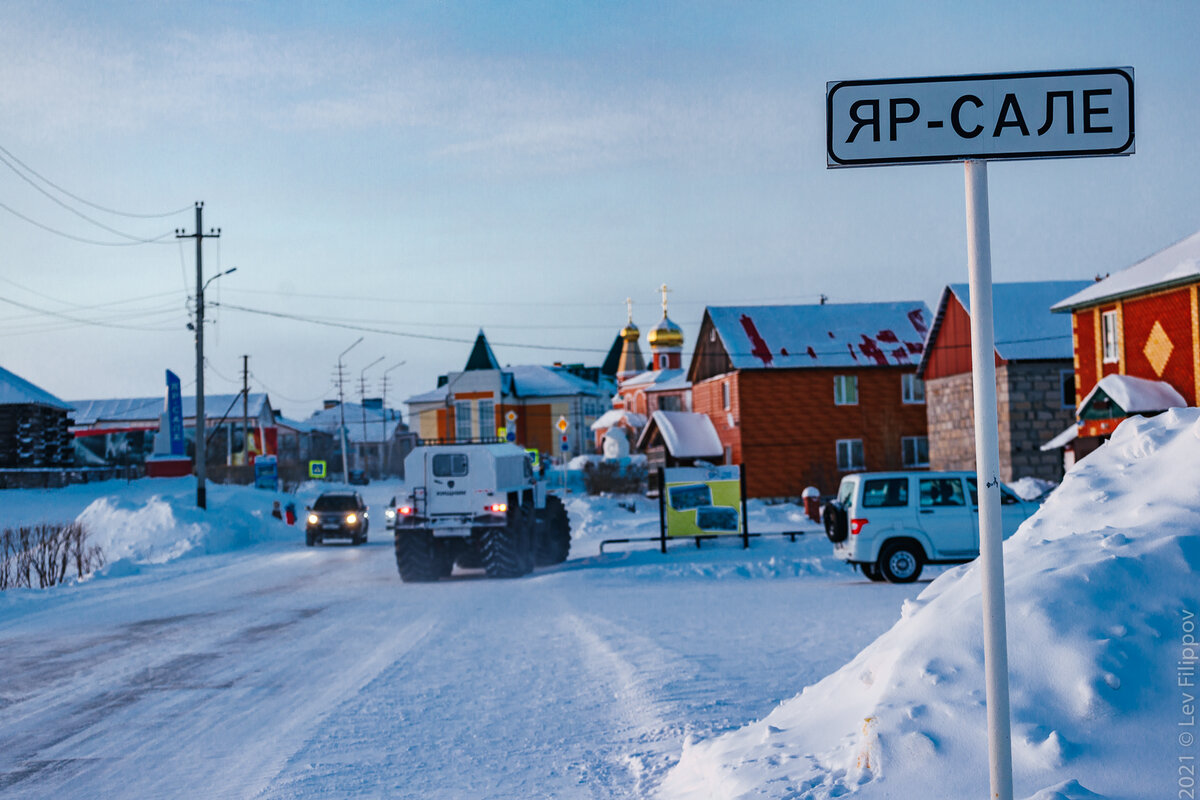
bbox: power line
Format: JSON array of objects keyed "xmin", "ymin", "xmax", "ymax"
[
  {"xmin": 0, "ymin": 200, "xmax": 175, "ymax": 246},
  {"xmin": 0, "ymin": 142, "xmax": 192, "ymax": 219},
  {"xmin": 0, "ymin": 295, "xmax": 184, "ymax": 331},
  {"xmin": 0, "ymin": 276, "xmax": 184, "ymax": 312}
]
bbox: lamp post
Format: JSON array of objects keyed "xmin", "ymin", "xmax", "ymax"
[
  {"xmin": 190, "ymin": 265, "xmax": 236, "ymax": 509},
  {"xmin": 381, "ymin": 360, "xmax": 406, "ymax": 474},
  {"xmin": 337, "ymin": 337, "xmax": 363, "ymax": 484},
  {"xmin": 359, "ymin": 356, "xmax": 384, "ymax": 476}
]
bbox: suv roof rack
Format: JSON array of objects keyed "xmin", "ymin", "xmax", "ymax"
[{"xmin": 416, "ymin": 437, "xmax": 509, "ymax": 447}]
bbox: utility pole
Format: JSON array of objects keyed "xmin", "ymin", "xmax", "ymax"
[
  {"xmin": 380, "ymin": 360, "xmax": 406, "ymax": 476},
  {"xmin": 336, "ymin": 338, "xmax": 363, "ymax": 484},
  {"xmin": 241, "ymin": 355, "xmax": 250, "ymax": 465},
  {"xmin": 176, "ymin": 202, "xmax": 220, "ymax": 510},
  {"xmin": 360, "ymin": 356, "xmax": 383, "ymax": 477}
]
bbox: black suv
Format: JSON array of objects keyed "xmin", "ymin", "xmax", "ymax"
[{"xmin": 305, "ymin": 491, "xmax": 369, "ymax": 546}]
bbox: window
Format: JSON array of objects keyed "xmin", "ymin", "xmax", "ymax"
[
  {"xmin": 658, "ymin": 395, "xmax": 682, "ymax": 412},
  {"xmin": 919, "ymin": 477, "xmax": 966, "ymax": 507},
  {"xmin": 836, "ymin": 439, "xmax": 864, "ymax": 471},
  {"xmin": 902, "ymin": 436, "xmax": 929, "ymax": 467},
  {"xmin": 834, "ymin": 375, "xmax": 858, "ymax": 405},
  {"xmin": 1101, "ymin": 310, "xmax": 1119, "ymax": 363},
  {"xmin": 902, "ymin": 373, "xmax": 925, "ymax": 404},
  {"xmin": 722, "ymin": 381, "xmax": 731, "ymax": 410},
  {"xmin": 861, "ymin": 478, "xmax": 909, "ymax": 508},
  {"xmin": 966, "ymin": 478, "xmax": 1020, "ymax": 505},
  {"xmin": 724, "ymin": 445, "xmax": 733, "ymax": 465},
  {"xmin": 1060, "ymin": 370, "xmax": 1076, "ymax": 409},
  {"xmin": 454, "ymin": 401, "xmax": 472, "ymax": 441},
  {"xmin": 432, "ymin": 453, "xmax": 469, "ymax": 477},
  {"xmin": 478, "ymin": 400, "xmax": 495, "ymax": 438}
]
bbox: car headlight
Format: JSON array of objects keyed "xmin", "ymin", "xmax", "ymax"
[
  {"xmin": 346, "ymin": 513, "xmax": 357, "ymax": 525},
  {"xmin": 385, "ymin": 509, "xmax": 396, "ymax": 520},
  {"xmin": 307, "ymin": 514, "xmax": 319, "ymax": 525}
]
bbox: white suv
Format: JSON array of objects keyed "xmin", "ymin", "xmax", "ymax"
[{"xmin": 822, "ymin": 471, "xmax": 1037, "ymax": 583}]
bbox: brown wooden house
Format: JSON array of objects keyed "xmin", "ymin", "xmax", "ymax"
[{"xmin": 687, "ymin": 301, "xmax": 931, "ymax": 498}]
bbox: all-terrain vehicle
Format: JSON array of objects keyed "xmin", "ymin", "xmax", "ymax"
[{"xmin": 392, "ymin": 441, "xmax": 571, "ymax": 581}]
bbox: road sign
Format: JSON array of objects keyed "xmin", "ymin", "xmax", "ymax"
[
  {"xmin": 827, "ymin": 67, "xmax": 1133, "ymax": 167},
  {"xmin": 308, "ymin": 460, "xmax": 326, "ymax": 479},
  {"xmin": 560, "ymin": 433, "xmax": 569, "ymax": 452},
  {"xmin": 505, "ymin": 410, "xmax": 517, "ymax": 423},
  {"xmin": 556, "ymin": 416, "xmax": 568, "ymax": 433}
]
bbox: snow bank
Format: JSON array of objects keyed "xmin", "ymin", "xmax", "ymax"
[
  {"xmin": 1009, "ymin": 476, "xmax": 1057, "ymax": 501},
  {"xmin": 1, "ymin": 477, "xmax": 302, "ymax": 581},
  {"xmin": 660, "ymin": 408, "xmax": 1200, "ymax": 800}
]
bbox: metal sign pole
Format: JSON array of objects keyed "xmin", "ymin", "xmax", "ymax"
[{"xmin": 964, "ymin": 158, "xmax": 1014, "ymax": 800}]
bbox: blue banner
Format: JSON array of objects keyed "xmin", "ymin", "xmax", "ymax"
[{"xmin": 166, "ymin": 370, "xmax": 185, "ymax": 456}]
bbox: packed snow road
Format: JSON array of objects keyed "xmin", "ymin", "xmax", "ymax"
[{"xmin": 0, "ymin": 490, "xmax": 927, "ymax": 799}]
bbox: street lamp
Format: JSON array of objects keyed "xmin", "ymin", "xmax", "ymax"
[
  {"xmin": 337, "ymin": 337, "xmax": 363, "ymax": 484},
  {"xmin": 192, "ymin": 265, "xmax": 235, "ymax": 509},
  {"xmin": 380, "ymin": 360, "xmax": 406, "ymax": 474},
  {"xmin": 359, "ymin": 356, "xmax": 384, "ymax": 475}
]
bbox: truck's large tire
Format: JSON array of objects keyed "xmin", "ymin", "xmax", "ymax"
[
  {"xmin": 535, "ymin": 494, "xmax": 571, "ymax": 566},
  {"xmin": 482, "ymin": 504, "xmax": 533, "ymax": 578},
  {"xmin": 395, "ymin": 529, "xmax": 449, "ymax": 582},
  {"xmin": 456, "ymin": 535, "xmax": 485, "ymax": 570}
]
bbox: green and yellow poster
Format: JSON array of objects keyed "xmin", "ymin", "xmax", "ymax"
[{"xmin": 663, "ymin": 465, "xmax": 742, "ymax": 537}]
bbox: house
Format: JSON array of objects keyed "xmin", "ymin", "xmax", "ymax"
[
  {"xmin": 71, "ymin": 392, "xmax": 278, "ymax": 469},
  {"xmin": 635, "ymin": 410, "xmax": 723, "ymax": 469},
  {"xmin": 687, "ymin": 301, "xmax": 932, "ymax": 498},
  {"xmin": 0, "ymin": 365, "xmax": 73, "ymax": 471},
  {"xmin": 917, "ymin": 281, "xmax": 1089, "ymax": 481},
  {"xmin": 405, "ymin": 331, "xmax": 612, "ymax": 460},
  {"xmin": 1048, "ymin": 229, "xmax": 1200, "ymax": 461},
  {"xmin": 303, "ymin": 399, "xmax": 415, "ymax": 478}
]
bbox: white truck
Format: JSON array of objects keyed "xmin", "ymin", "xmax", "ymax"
[{"xmin": 392, "ymin": 442, "xmax": 570, "ymax": 581}]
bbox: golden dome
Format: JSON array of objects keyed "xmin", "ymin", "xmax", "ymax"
[
  {"xmin": 648, "ymin": 315, "xmax": 684, "ymax": 349},
  {"xmin": 621, "ymin": 321, "xmax": 640, "ymax": 341}
]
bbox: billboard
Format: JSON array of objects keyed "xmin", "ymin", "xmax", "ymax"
[{"xmin": 663, "ymin": 465, "xmax": 743, "ymax": 537}]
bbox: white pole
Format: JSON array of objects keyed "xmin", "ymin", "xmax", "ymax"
[{"xmin": 964, "ymin": 159, "xmax": 1014, "ymax": 800}]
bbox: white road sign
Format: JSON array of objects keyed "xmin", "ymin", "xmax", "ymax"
[{"xmin": 827, "ymin": 67, "xmax": 1133, "ymax": 167}]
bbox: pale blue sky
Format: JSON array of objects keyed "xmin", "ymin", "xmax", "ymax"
[{"xmin": 1, "ymin": 1, "xmax": 1198, "ymax": 417}]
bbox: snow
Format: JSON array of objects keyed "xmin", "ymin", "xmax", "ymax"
[
  {"xmin": 1, "ymin": 407, "xmax": 1195, "ymax": 797},
  {"xmin": 71, "ymin": 392, "xmax": 269, "ymax": 426},
  {"xmin": 1040, "ymin": 422, "xmax": 1079, "ymax": 452},
  {"xmin": 660, "ymin": 407, "xmax": 1200, "ymax": 799},
  {"xmin": 1052, "ymin": 227, "xmax": 1200, "ymax": 311},
  {"xmin": 592, "ymin": 408, "xmax": 648, "ymax": 431},
  {"xmin": 1077, "ymin": 373, "xmax": 1188, "ymax": 415},
  {"xmin": 639, "ymin": 410, "xmax": 723, "ymax": 459},
  {"xmin": 1007, "ymin": 476, "xmax": 1057, "ymax": 501}
]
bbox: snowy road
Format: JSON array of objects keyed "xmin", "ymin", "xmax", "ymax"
[{"xmin": 0, "ymin": 503, "xmax": 926, "ymax": 799}]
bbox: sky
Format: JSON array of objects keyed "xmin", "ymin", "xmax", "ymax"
[{"xmin": 1, "ymin": 0, "xmax": 1198, "ymax": 420}]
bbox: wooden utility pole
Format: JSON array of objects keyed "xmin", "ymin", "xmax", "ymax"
[{"xmin": 242, "ymin": 355, "xmax": 250, "ymax": 464}]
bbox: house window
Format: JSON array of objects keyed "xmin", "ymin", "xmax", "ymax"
[
  {"xmin": 1060, "ymin": 370, "xmax": 1076, "ymax": 409},
  {"xmin": 454, "ymin": 401, "xmax": 472, "ymax": 441},
  {"xmin": 1101, "ymin": 310, "xmax": 1119, "ymax": 363},
  {"xmin": 722, "ymin": 381, "xmax": 731, "ymax": 410},
  {"xmin": 834, "ymin": 375, "xmax": 858, "ymax": 405},
  {"xmin": 902, "ymin": 436, "xmax": 929, "ymax": 468},
  {"xmin": 478, "ymin": 400, "xmax": 495, "ymax": 439},
  {"xmin": 724, "ymin": 445, "xmax": 733, "ymax": 465},
  {"xmin": 902, "ymin": 374, "xmax": 925, "ymax": 404},
  {"xmin": 658, "ymin": 395, "xmax": 682, "ymax": 412},
  {"xmin": 836, "ymin": 439, "xmax": 864, "ymax": 471}
]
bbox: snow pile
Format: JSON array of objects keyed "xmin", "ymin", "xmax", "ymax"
[
  {"xmin": 660, "ymin": 408, "xmax": 1200, "ymax": 800},
  {"xmin": 1009, "ymin": 476, "xmax": 1057, "ymax": 501}
]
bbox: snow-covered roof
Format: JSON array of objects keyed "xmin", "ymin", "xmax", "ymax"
[
  {"xmin": 1039, "ymin": 422, "xmax": 1079, "ymax": 452},
  {"xmin": 1052, "ymin": 228, "xmax": 1200, "ymax": 311},
  {"xmin": 919, "ymin": 281, "xmax": 1089, "ymax": 374},
  {"xmin": 71, "ymin": 393, "xmax": 270, "ymax": 425},
  {"xmin": 305, "ymin": 402, "xmax": 406, "ymax": 443},
  {"xmin": 406, "ymin": 365, "xmax": 607, "ymax": 405},
  {"xmin": 620, "ymin": 368, "xmax": 689, "ymax": 391},
  {"xmin": 636, "ymin": 411, "xmax": 723, "ymax": 459},
  {"xmin": 705, "ymin": 301, "xmax": 931, "ymax": 370},
  {"xmin": 1077, "ymin": 374, "xmax": 1187, "ymax": 416},
  {"xmin": 0, "ymin": 365, "xmax": 70, "ymax": 410},
  {"xmin": 590, "ymin": 409, "xmax": 647, "ymax": 432}
]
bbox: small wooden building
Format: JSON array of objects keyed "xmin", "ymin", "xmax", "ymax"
[{"xmin": 0, "ymin": 366, "xmax": 73, "ymax": 469}]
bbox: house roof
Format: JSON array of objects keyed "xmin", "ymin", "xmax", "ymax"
[
  {"xmin": 406, "ymin": 364, "xmax": 608, "ymax": 406},
  {"xmin": 305, "ymin": 402, "xmax": 406, "ymax": 443},
  {"xmin": 918, "ymin": 280, "xmax": 1090, "ymax": 374},
  {"xmin": 464, "ymin": 330, "xmax": 501, "ymax": 371},
  {"xmin": 590, "ymin": 409, "xmax": 648, "ymax": 432},
  {"xmin": 705, "ymin": 301, "xmax": 932, "ymax": 370},
  {"xmin": 0, "ymin": 365, "xmax": 71, "ymax": 410},
  {"xmin": 636, "ymin": 410, "xmax": 723, "ymax": 459},
  {"xmin": 71, "ymin": 393, "xmax": 271, "ymax": 425},
  {"xmin": 1052, "ymin": 229, "xmax": 1200, "ymax": 311},
  {"xmin": 1077, "ymin": 374, "xmax": 1187, "ymax": 416},
  {"xmin": 620, "ymin": 368, "xmax": 689, "ymax": 391}
]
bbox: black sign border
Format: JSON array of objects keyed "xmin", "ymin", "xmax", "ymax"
[{"xmin": 826, "ymin": 67, "xmax": 1135, "ymax": 168}]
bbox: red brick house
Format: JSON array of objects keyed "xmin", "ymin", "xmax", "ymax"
[
  {"xmin": 687, "ymin": 301, "xmax": 931, "ymax": 498},
  {"xmin": 1049, "ymin": 229, "xmax": 1200, "ymax": 460}
]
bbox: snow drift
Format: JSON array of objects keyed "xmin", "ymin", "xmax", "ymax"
[{"xmin": 660, "ymin": 408, "xmax": 1200, "ymax": 800}]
